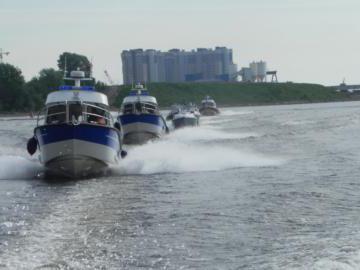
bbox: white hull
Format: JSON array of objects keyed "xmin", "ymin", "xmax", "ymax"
[
  {"xmin": 173, "ymin": 114, "xmax": 199, "ymax": 129},
  {"xmin": 40, "ymin": 139, "xmax": 119, "ymax": 178},
  {"xmin": 122, "ymin": 122, "xmax": 164, "ymax": 144}
]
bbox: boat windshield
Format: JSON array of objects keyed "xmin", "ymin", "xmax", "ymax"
[
  {"xmin": 122, "ymin": 102, "xmax": 158, "ymax": 115},
  {"xmin": 69, "ymin": 103, "xmax": 83, "ymax": 122},
  {"xmin": 46, "ymin": 104, "xmax": 67, "ymax": 124},
  {"xmin": 41, "ymin": 102, "xmax": 111, "ymax": 126},
  {"xmin": 202, "ymin": 101, "xmax": 216, "ymax": 107}
]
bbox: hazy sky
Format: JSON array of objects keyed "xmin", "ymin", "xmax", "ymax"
[{"xmin": 1, "ymin": 0, "xmax": 359, "ymax": 85}]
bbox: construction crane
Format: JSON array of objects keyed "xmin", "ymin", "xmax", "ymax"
[
  {"xmin": 0, "ymin": 48, "xmax": 10, "ymax": 63},
  {"xmin": 104, "ymin": 70, "xmax": 114, "ymax": 85}
]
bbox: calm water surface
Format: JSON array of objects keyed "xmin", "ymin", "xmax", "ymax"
[{"xmin": 1, "ymin": 102, "xmax": 360, "ymax": 269}]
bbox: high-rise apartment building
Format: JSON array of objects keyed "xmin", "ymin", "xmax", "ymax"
[{"xmin": 121, "ymin": 47, "xmax": 237, "ymax": 85}]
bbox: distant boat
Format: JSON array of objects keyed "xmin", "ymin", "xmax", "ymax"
[
  {"xmin": 116, "ymin": 83, "xmax": 168, "ymax": 144},
  {"xmin": 172, "ymin": 103, "xmax": 200, "ymax": 129},
  {"xmin": 166, "ymin": 104, "xmax": 181, "ymax": 121},
  {"xmin": 199, "ymin": 96, "xmax": 220, "ymax": 116},
  {"xmin": 27, "ymin": 70, "xmax": 126, "ymax": 178}
]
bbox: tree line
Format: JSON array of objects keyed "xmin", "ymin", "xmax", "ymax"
[{"xmin": 0, "ymin": 52, "xmax": 107, "ymax": 112}]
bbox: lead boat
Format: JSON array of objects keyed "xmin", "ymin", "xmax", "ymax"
[
  {"xmin": 199, "ymin": 96, "xmax": 220, "ymax": 116},
  {"xmin": 27, "ymin": 70, "xmax": 126, "ymax": 178},
  {"xmin": 117, "ymin": 83, "xmax": 168, "ymax": 144}
]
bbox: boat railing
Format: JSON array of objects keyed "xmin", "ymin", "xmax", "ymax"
[
  {"xmin": 142, "ymin": 102, "xmax": 157, "ymax": 114},
  {"xmin": 37, "ymin": 104, "xmax": 67, "ymax": 126},
  {"xmin": 37, "ymin": 108, "xmax": 46, "ymax": 126},
  {"xmin": 81, "ymin": 102, "xmax": 113, "ymax": 125}
]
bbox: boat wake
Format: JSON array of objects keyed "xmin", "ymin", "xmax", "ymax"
[
  {"xmin": 0, "ymin": 116, "xmax": 280, "ymax": 179},
  {"xmin": 0, "ymin": 155, "xmax": 42, "ymax": 180},
  {"xmin": 115, "ymin": 127, "xmax": 283, "ymax": 175},
  {"xmin": 165, "ymin": 127, "xmax": 257, "ymax": 142},
  {"xmin": 219, "ymin": 109, "xmax": 254, "ymax": 116}
]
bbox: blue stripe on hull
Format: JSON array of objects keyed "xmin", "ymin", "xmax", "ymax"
[
  {"xmin": 119, "ymin": 114, "xmax": 166, "ymax": 128},
  {"xmin": 35, "ymin": 123, "xmax": 121, "ymax": 151}
]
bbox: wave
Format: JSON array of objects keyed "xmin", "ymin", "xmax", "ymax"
[
  {"xmin": 219, "ymin": 110, "xmax": 254, "ymax": 116},
  {"xmin": 115, "ymin": 139, "xmax": 284, "ymax": 175},
  {"xmin": 165, "ymin": 126, "xmax": 257, "ymax": 143},
  {"xmin": 0, "ymin": 155, "xmax": 41, "ymax": 180}
]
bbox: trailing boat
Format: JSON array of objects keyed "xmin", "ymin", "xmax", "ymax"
[
  {"xmin": 166, "ymin": 104, "xmax": 181, "ymax": 121},
  {"xmin": 172, "ymin": 103, "xmax": 200, "ymax": 129},
  {"xmin": 117, "ymin": 83, "xmax": 168, "ymax": 144},
  {"xmin": 27, "ymin": 70, "xmax": 126, "ymax": 178},
  {"xmin": 199, "ymin": 96, "xmax": 220, "ymax": 116}
]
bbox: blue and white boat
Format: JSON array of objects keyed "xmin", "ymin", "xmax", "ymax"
[
  {"xmin": 117, "ymin": 83, "xmax": 168, "ymax": 144},
  {"xmin": 27, "ymin": 70, "xmax": 126, "ymax": 178}
]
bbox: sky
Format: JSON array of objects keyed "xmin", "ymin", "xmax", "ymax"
[{"xmin": 1, "ymin": 0, "xmax": 359, "ymax": 85}]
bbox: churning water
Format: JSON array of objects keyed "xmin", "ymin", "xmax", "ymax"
[{"xmin": 1, "ymin": 102, "xmax": 360, "ymax": 269}]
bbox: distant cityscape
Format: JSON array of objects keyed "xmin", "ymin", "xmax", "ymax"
[
  {"xmin": 121, "ymin": 47, "xmax": 238, "ymax": 85},
  {"xmin": 121, "ymin": 47, "xmax": 278, "ymax": 85}
]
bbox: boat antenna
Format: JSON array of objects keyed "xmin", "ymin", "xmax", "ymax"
[
  {"xmin": 89, "ymin": 56, "xmax": 93, "ymax": 79},
  {"xmin": 63, "ymin": 56, "xmax": 67, "ymax": 78}
]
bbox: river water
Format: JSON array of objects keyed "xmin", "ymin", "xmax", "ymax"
[{"xmin": 1, "ymin": 102, "xmax": 360, "ymax": 269}]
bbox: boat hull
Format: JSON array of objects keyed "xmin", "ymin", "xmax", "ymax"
[
  {"xmin": 119, "ymin": 114, "xmax": 167, "ymax": 144},
  {"xmin": 173, "ymin": 115, "xmax": 199, "ymax": 129},
  {"xmin": 199, "ymin": 107, "xmax": 220, "ymax": 116},
  {"xmin": 35, "ymin": 124, "xmax": 121, "ymax": 178},
  {"xmin": 45, "ymin": 153, "xmax": 108, "ymax": 179}
]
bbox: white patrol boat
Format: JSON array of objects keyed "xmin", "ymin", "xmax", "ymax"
[
  {"xmin": 116, "ymin": 83, "xmax": 168, "ymax": 144},
  {"xmin": 27, "ymin": 70, "xmax": 126, "ymax": 178},
  {"xmin": 199, "ymin": 96, "xmax": 220, "ymax": 116}
]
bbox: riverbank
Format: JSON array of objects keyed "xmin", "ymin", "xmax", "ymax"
[
  {"xmin": 1, "ymin": 82, "xmax": 357, "ymax": 115},
  {"xmin": 112, "ymin": 82, "xmax": 353, "ymax": 108}
]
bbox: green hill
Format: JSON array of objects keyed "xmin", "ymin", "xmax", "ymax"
[{"xmin": 110, "ymin": 82, "xmax": 351, "ymax": 108}]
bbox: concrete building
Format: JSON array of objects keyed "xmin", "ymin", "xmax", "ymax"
[
  {"xmin": 121, "ymin": 47, "xmax": 237, "ymax": 85},
  {"xmin": 239, "ymin": 61, "xmax": 277, "ymax": 83}
]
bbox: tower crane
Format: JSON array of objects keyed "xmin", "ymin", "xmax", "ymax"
[
  {"xmin": 104, "ymin": 70, "xmax": 114, "ymax": 85},
  {"xmin": 0, "ymin": 48, "xmax": 10, "ymax": 63}
]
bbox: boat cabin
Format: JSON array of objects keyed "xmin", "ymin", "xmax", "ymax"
[
  {"xmin": 38, "ymin": 88, "xmax": 112, "ymax": 127},
  {"xmin": 201, "ymin": 96, "xmax": 217, "ymax": 108},
  {"xmin": 121, "ymin": 84, "xmax": 159, "ymax": 115}
]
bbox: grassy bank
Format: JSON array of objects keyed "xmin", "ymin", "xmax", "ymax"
[{"xmin": 111, "ymin": 82, "xmax": 352, "ymax": 108}]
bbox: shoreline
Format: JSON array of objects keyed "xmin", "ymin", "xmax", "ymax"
[{"xmin": 1, "ymin": 99, "xmax": 360, "ymax": 117}]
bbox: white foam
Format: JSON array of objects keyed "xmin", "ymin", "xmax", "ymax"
[
  {"xmin": 0, "ymin": 155, "xmax": 41, "ymax": 180},
  {"xmin": 220, "ymin": 110, "xmax": 254, "ymax": 116},
  {"xmin": 282, "ymin": 120, "xmax": 316, "ymax": 126},
  {"xmin": 116, "ymin": 139, "xmax": 283, "ymax": 175},
  {"xmin": 166, "ymin": 127, "xmax": 257, "ymax": 142}
]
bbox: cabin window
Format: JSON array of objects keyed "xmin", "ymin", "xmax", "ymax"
[
  {"xmin": 144, "ymin": 103, "xmax": 157, "ymax": 114},
  {"xmin": 69, "ymin": 103, "xmax": 83, "ymax": 122},
  {"xmin": 123, "ymin": 103, "xmax": 134, "ymax": 114},
  {"xmin": 86, "ymin": 106, "xmax": 108, "ymax": 125},
  {"xmin": 203, "ymin": 101, "xmax": 215, "ymax": 107},
  {"xmin": 122, "ymin": 102, "xmax": 157, "ymax": 114},
  {"xmin": 135, "ymin": 102, "xmax": 142, "ymax": 113},
  {"xmin": 46, "ymin": 105, "xmax": 66, "ymax": 124}
]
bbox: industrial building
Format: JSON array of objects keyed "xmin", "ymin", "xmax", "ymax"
[
  {"xmin": 121, "ymin": 47, "xmax": 238, "ymax": 85},
  {"xmin": 238, "ymin": 61, "xmax": 278, "ymax": 83}
]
